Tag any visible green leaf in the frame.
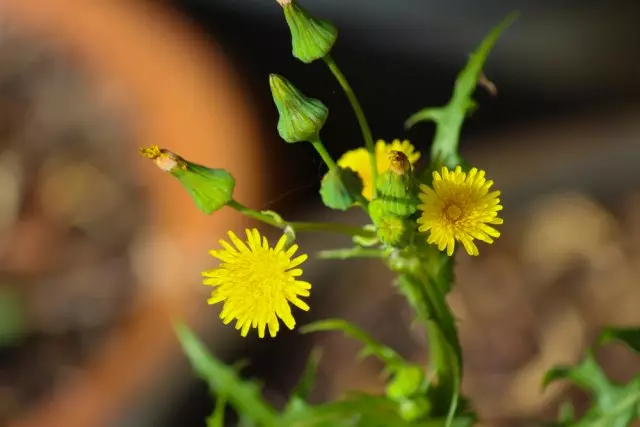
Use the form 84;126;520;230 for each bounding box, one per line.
405;12;518;170
544;349;640;427
290;347;323;401
206;395;227;427
174;322;278;427
299;319;406;372
0;288;25;347
542;351;613;397
599;327;640;353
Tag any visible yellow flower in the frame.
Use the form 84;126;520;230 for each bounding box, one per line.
202;229;311;338
337;139;421;200
417;166;503;256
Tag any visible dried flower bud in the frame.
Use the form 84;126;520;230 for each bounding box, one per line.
140;145;234;214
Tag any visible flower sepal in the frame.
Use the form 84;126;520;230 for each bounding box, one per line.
374;151;419;218
319;167;364;211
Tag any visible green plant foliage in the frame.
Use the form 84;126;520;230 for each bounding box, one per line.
599;327;640;353
319;167;364;211
300;319;407;372
171;164;235;215
406;12;518;173
543;327;640;427
174;322;278;427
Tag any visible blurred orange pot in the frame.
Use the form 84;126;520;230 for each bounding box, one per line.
0;1;265;426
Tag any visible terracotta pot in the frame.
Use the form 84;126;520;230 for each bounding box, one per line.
0;1;265;426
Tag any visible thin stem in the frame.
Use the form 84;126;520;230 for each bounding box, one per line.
228;199;375;238
323;54;378;198
318;247;389;260
310;138;337;171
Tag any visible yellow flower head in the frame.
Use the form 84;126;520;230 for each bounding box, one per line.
202;229;311;338
417;166;503;256
337;139;421;200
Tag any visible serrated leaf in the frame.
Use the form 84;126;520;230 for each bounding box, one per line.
545;349;640;427
174;322;277;427
542;351;613;399
299;319;406;372
406;12;518;171
599;327;640;353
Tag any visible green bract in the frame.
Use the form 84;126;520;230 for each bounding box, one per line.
269;74;329;143
368;203;414;247
374;151;419;218
139;146;235;215
386;365;425;401
279;0;338;63
319;167;363;211
171;164;235;215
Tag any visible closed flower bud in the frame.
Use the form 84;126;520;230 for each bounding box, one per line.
269;74;329;143
277;0;338;63
368;202;414;247
375;151;419;217
140;145;235;215
398;397;432;422
386;365;424;401
319;167;363;211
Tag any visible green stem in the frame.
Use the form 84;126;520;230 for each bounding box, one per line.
323;54;378;198
310;138;337;171
318;247;389;260
228;199;374;238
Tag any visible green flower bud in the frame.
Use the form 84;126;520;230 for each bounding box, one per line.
269;74;329;143
140;145;235;215
386;365;424;401
397;397;432;422
277;0;338;63
375;151;419;217
319;167;363;211
368;201;414;247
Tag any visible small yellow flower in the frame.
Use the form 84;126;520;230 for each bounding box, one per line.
417;166;503;256
202;229;311;338
337;139;421;200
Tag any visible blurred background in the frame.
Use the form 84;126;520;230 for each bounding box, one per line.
1;1;640;427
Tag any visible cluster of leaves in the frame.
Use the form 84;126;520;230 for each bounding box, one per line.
543;328;640;427
176;323;640;427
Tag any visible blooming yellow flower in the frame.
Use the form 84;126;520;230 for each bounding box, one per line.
337;139;421;200
417;166;503;256
202;229;311;338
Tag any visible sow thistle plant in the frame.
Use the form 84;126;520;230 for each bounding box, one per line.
141;2;640;426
